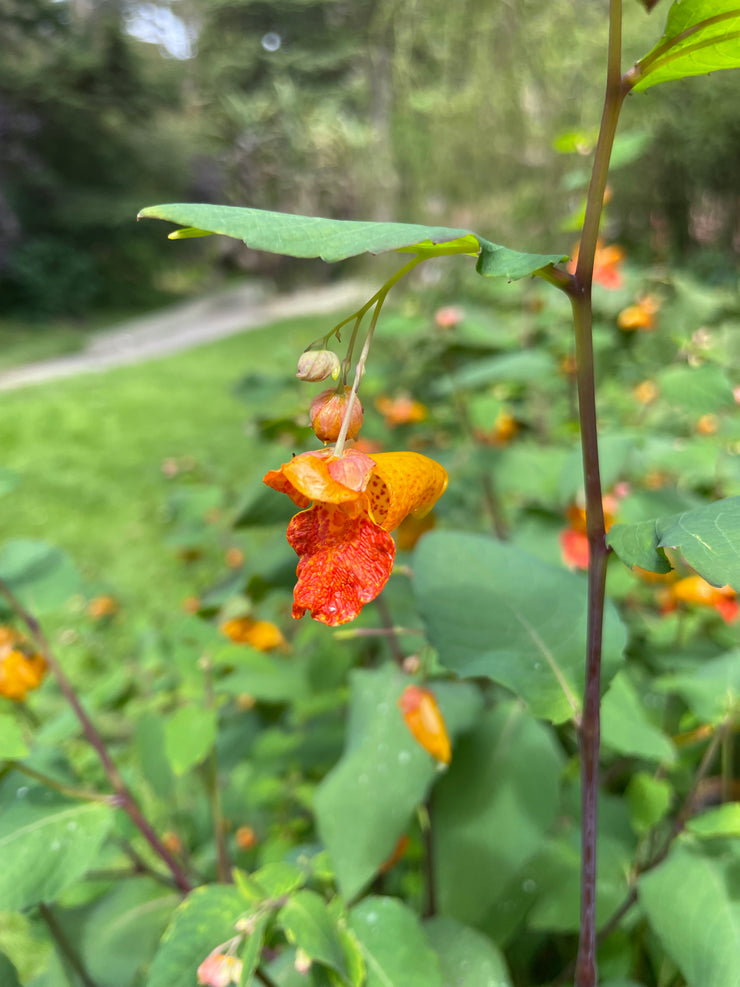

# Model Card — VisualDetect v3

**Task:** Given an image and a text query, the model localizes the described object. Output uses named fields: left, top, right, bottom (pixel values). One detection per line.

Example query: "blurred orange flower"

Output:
left=475, top=410, right=519, bottom=446
left=434, top=305, right=464, bottom=329
left=659, top=575, right=738, bottom=623
left=568, top=239, right=625, bottom=290
left=235, top=825, right=258, bottom=850
left=398, top=685, right=451, bottom=764
left=617, top=295, right=659, bottom=332
left=0, top=629, right=46, bottom=701
left=264, top=448, right=447, bottom=625
left=375, top=394, right=428, bottom=428
left=220, top=616, right=287, bottom=652
left=560, top=496, right=619, bottom=570
left=86, top=595, right=118, bottom=620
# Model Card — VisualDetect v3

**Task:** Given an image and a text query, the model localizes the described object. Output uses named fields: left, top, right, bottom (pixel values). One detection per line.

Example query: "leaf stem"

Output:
left=8, top=762, right=111, bottom=804
left=0, top=578, right=193, bottom=894
left=202, top=657, right=231, bottom=883
left=571, top=1, right=626, bottom=985
left=39, top=902, right=100, bottom=987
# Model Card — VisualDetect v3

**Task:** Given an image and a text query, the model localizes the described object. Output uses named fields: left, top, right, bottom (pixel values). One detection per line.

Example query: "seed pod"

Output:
left=310, top=387, right=363, bottom=443
left=296, top=349, right=341, bottom=382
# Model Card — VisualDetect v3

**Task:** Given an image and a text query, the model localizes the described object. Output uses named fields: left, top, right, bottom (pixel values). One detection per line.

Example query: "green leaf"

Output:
left=0, top=716, right=29, bottom=760
left=0, top=954, right=21, bottom=987
left=630, top=0, right=740, bottom=92
left=687, top=803, right=740, bottom=838
left=626, top=772, right=673, bottom=835
left=164, top=705, right=217, bottom=776
left=0, top=912, right=52, bottom=983
left=639, top=841, right=740, bottom=987
left=0, top=540, right=80, bottom=616
left=656, top=649, right=740, bottom=721
left=607, top=496, right=740, bottom=588
left=414, top=532, right=626, bottom=723
left=277, top=890, right=351, bottom=982
left=138, top=203, right=565, bottom=281
left=424, top=917, right=512, bottom=987
left=80, top=879, right=177, bottom=987
left=0, top=789, right=112, bottom=910
left=0, top=468, right=20, bottom=498
left=313, top=665, right=481, bottom=900
left=349, top=897, right=443, bottom=987
left=146, top=885, right=249, bottom=987
left=431, top=350, right=556, bottom=397
left=601, top=672, right=676, bottom=763
left=433, top=703, right=564, bottom=927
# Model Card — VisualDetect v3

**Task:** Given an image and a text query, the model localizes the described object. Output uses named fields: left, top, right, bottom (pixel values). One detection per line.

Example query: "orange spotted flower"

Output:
left=659, top=575, right=738, bottom=624
left=264, top=448, right=447, bottom=626
left=398, top=684, right=451, bottom=764
left=0, top=626, right=46, bottom=702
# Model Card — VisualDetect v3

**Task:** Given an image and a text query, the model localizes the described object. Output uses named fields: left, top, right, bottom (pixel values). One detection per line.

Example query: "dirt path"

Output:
left=0, top=279, right=370, bottom=392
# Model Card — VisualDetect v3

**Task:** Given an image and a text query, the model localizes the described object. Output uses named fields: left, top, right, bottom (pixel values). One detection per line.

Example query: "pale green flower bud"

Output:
left=296, top=349, right=341, bottom=382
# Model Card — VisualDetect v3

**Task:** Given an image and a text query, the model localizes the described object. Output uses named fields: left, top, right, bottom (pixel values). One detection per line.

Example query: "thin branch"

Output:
left=202, top=658, right=231, bottom=884
left=40, top=903, right=99, bottom=987
left=9, top=762, right=111, bottom=804
left=0, top=578, right=192, bottom=894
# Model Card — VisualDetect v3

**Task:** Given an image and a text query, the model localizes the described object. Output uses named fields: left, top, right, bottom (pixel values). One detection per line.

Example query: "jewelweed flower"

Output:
left=568, top=239, right=625, bottom=290
left=659, top=575, right=738, bottom=623
left=0, top=648, right=46, bottom=701
left=617, top=295, right=659, bottom=332
left=220, top=616, right=287, bottom=652
left=264, top=448, right=447, bottom=625
left=375, top=393, right=428, bottom=428
left=398, top=684, right=451, bottom=764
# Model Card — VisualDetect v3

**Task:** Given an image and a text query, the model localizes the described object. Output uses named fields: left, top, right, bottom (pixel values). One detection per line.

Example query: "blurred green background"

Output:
left=1, top=0, right=739, bottom=332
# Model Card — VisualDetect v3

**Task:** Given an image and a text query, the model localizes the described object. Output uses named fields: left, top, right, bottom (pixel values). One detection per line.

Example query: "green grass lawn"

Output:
left=0, top=314, right=327, bottom=628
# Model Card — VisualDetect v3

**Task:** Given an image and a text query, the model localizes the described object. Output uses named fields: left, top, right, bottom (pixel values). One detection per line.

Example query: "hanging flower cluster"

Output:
left=264, top=447, right=447, bottom=625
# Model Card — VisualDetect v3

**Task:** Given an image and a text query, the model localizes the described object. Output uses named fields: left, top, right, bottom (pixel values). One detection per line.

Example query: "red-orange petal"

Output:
left=287, top=503, right=396, bottom=625
left=366, top=452, right=448, bottom=532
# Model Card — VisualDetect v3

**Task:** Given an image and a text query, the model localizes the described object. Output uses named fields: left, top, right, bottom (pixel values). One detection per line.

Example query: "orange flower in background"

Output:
left=568, top=239, right=625, bottom=290
left=375, top=394, right=428, bottom=428
left=617, top=295, right=659, bottom=332
left=475, top=410, right=519, bottom=447
left=560, top=496, right=619, bottom=571
left=264, top=448, right=447, bottom=625
left=659, top=575, right=738, bottom=623
left=220, top=616, right=287, bottom=652
left=398, top=685, right=451, bottom=764
left=434, top=305, right=464, bottom=329
left=235, top=825, right=258, bottom=850
left=0, top=632, right=46, bottom=700
left=86, top=595, right=118, bottom=620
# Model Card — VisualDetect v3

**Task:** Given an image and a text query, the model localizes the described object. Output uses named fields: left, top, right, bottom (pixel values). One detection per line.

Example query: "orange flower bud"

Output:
left=0, top=650, right=47, bottom=701
left=161, top=831, right=183, bottom=855
left=695, top=414, right=718, bottom=436
left=296, top=349, right=341, bottom=382
left=224, top=547, right=245, bottom=569
left=310, top=387, right=363, bottom=442
left=220, top=616, right=287, bottom=652
left=633, top=380, right=659, bottom=404
left=235, top=825, right=257, bottom=850
left=398, top=685, right=451, bottom=764
left=197, top=952, right=243, bottom=987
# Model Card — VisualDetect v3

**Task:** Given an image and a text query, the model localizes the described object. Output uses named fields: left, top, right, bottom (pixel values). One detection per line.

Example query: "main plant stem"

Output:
left=571, top=2, right=627, bottom=984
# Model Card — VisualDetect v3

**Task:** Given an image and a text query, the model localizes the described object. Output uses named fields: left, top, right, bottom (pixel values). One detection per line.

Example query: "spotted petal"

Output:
left=288, top=503, right=396, bottom=625
left=368, top=452, right=448, bottom=532
left=263, top=449, right=375, bottom=507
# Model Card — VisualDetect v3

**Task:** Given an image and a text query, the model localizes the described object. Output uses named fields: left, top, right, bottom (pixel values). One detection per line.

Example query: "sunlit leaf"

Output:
left=629, top=0, right=740, bottom=91
left=138, top=203, right=565, bottom=281
left=607, top=496, right=740, bottom=587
